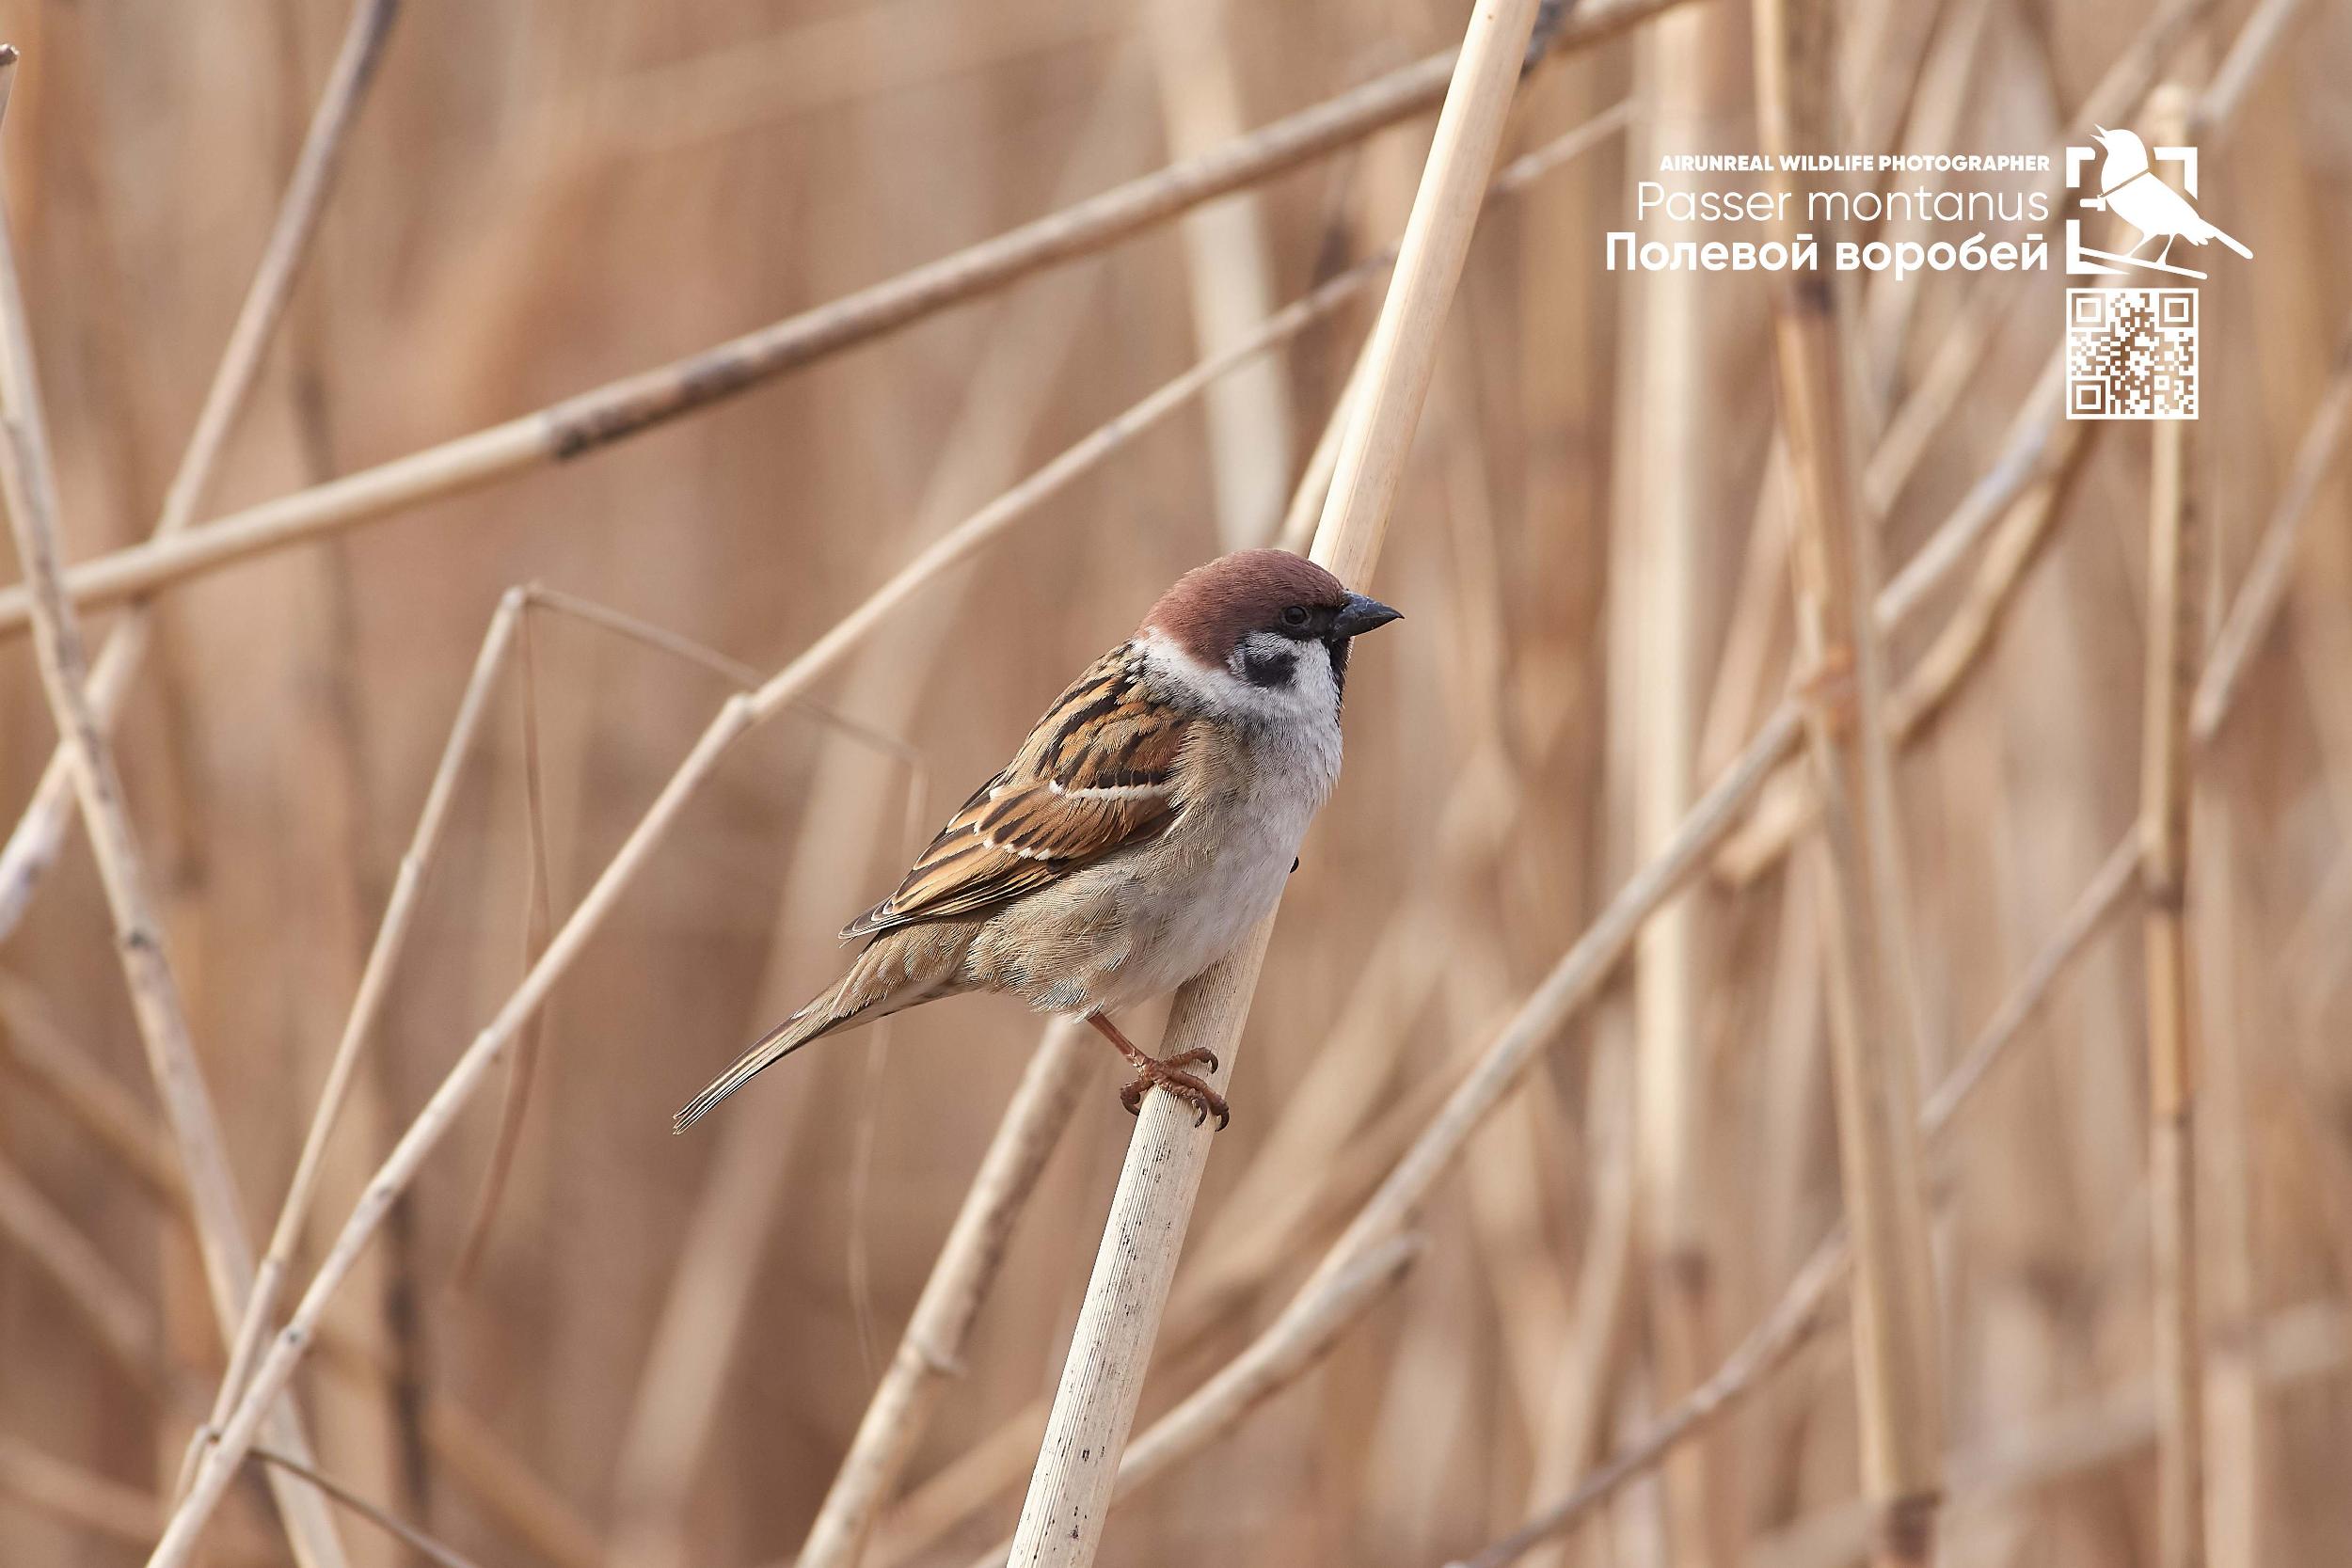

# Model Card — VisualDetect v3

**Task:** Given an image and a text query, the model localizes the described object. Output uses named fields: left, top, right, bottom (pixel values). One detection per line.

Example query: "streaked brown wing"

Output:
left=842, top=648, right=1191, bottom=938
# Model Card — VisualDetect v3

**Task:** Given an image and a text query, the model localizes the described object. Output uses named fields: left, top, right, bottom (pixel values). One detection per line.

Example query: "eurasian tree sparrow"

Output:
left=675, top=549, right=1401, bottom=1132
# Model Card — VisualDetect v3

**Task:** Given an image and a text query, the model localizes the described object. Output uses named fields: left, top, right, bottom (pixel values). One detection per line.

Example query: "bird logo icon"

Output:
left=2069, top=126, right=2251, bottom=278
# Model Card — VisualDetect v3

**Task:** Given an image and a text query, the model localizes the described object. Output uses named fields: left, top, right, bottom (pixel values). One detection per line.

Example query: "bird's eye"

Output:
left=1280, top=605, right=1309, bottom=627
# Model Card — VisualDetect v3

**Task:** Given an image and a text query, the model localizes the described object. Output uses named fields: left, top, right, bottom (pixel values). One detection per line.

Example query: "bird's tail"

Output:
left=2212, top=226, right=2252, bottom=259
left=674, top=922, right=977, bottom=1132
left=674, top=1000, right=847, bottom=1132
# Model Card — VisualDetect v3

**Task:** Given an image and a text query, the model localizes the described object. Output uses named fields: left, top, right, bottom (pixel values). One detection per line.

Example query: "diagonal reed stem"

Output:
left=0, top=0, right=401, bottom=942
left=0, top=0, right=1692, bottom=643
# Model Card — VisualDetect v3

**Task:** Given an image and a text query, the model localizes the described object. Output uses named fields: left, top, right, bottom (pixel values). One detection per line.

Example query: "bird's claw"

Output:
left=1117, top=1057, right=1230, bottom=1131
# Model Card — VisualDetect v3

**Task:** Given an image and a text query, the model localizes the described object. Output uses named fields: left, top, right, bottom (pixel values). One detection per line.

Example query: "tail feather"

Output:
left=674, top=921, right=980, bottom=1132
left=674, top=1005, right=844, bottom=1132
left=2211, top=226, right=2252, bottom=259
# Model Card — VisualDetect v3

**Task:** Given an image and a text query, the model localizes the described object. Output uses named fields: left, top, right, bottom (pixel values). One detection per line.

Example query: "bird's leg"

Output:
left=2156, top=233, right=2176, bottom=266
left=1086, top=1012, right=1229, bottom=1130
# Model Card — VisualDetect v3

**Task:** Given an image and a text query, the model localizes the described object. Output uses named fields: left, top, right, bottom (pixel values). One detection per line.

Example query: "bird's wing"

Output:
left=842, top=647, right=1194, bottom=937
left=2127, top=182, right=2206, bottom=235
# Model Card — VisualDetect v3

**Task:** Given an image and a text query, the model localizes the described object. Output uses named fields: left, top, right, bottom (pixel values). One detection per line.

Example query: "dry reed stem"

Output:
left=962, top=1233, right=1424, bottom=1568
left=1004, top=2, right=1544, bottom=1560
left=250, top=1448, right=484, bottom=1568
left=2140, top=83, right=2207, bottom=1568
left=2191, top=791, right=2260, bottom=1568
left=1457, top=831, right=2143, bottom=1568
left=1146, top=0, right=1294, bottom=550
left=1751, top=1302, right=2351, bottom=1568
left=1715, top=357, right=2069, bottom=884
left=901, top=157, right=2221, bottom=1544
left=1624, top=9, right=1739, bottom=1557
left=640, top=83, right=1134, bottom=1542
left=0, top=999, right=603, bottom=1568
left=866, top=906, right=1470, bottom=1565
left=817, top=100, right=1619, bottom=1568
left=0, top=1149, right=170, bottom=1391
left=1715, top=412, right=2100, bottom=879
left=2192, top=315, right=2352, bottom=739
left=1714, top=0, right=2260, bottom=886
left=793, top=1019, right=1093, bottom=1568
left=141, top=133, right=1426, bottom=1566
left=0, top=43, right=352, bottom=1568
left=1883, top=422, right=2099, bottom=738
left=0, top=0, right=1686, bottom=640
left=1465, top=380, right=2314, bottom=1558
left=941, top=382, right=2301, bottom=1559
left=421, top=1396, right=606, bottom=1568
left=585, top=0, right=1118, bottom=160
left=1755, top=0, right=1945, bottom=1557
left=0, top=1431, right=183, bottom=1551
left=0, top=970, right=187, bottom=1204
left=202, top=580, right=928, bottom=1530
left=0, top=0, right=400, bottom=942
left=858, top=421, right=1580, bottom=1566
left=652, top=269, right=1120, bottom=1568
left=199, top=588, right=523, bottom=1463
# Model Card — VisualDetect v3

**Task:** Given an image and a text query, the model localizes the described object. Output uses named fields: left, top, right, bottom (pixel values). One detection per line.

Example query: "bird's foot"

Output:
left=1118, top=1054, right=1230, bottom=1130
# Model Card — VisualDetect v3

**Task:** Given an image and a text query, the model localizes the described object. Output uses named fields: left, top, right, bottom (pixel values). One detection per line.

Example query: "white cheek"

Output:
left=1136, top=629, right=1336, bottom=729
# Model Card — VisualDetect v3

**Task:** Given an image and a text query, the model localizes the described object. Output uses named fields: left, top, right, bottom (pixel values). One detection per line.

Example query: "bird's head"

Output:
left=1139, top=548, right=1401, bottom=708
left=2092, top=125, right=2150, bottom=164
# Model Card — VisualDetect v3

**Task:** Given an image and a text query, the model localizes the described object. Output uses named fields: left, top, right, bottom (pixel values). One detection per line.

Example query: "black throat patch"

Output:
left=1241, top=645, right=1298, bottom=689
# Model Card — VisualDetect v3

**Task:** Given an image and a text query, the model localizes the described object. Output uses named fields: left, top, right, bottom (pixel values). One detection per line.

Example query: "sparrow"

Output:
left=675, top=549, right=1401, bottom=1132
left=2084, top=126, right=2252, bottom=266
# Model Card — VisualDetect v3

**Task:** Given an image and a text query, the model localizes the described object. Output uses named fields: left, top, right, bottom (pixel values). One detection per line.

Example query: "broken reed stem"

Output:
left=2142, top=80, right=2207, bottom=1568
left=1005, top=2, right=1544, bottom=1561
left=139, top=130, right=1422, bottom=1566
left=0, top=0, right=401, bottom=942
left=0, top=44, right=353, bottom=1568
left=1755, top=0, right=1944, bottom=1560
left=0, top=0, right=1689, bottom=641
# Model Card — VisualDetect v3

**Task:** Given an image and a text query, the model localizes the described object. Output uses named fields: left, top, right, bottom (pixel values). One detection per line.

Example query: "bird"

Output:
left=675, top=548, right=1402, bottom=1133
left=2084, top=125, right=2252, bottom=267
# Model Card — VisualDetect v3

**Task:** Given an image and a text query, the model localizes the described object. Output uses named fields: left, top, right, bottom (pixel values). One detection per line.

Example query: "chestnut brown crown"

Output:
left=1140, top=548, right=1400, bottom=667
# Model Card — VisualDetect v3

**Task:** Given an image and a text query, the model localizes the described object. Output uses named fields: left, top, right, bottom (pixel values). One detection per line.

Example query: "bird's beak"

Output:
left=2092, top=125, right=2110, bottom=145
left=1331, top=593, right=1403, bottom=639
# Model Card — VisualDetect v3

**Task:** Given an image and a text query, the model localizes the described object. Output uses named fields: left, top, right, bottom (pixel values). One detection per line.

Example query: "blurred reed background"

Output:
left=0, top=0, right=2347, bottom=1564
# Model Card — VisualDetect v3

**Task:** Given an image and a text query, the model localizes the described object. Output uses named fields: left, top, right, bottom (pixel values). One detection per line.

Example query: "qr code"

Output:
left=2066, top=288, right=2197, bottom=420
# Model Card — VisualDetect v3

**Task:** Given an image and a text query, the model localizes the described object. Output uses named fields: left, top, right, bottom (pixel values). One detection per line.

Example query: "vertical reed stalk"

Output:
left=1753, top=0, right=1945, bottom=1561
left=0, top=45, right=354, bottom=1568
left=2141, top=82, right=2207, bottom=1568
left=0, top=0, right=400, bottom=942
left=1624, top=8, right=1741, bottom=1561
left=1004, top=1, right=1545, bottom=1561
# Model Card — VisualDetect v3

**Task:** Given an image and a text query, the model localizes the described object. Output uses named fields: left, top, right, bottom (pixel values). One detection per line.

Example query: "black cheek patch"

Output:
left=1241, top=647, right=1298, bottom=688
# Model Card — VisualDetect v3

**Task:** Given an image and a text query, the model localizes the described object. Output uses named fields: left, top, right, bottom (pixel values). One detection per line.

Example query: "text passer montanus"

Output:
left=676, top=549, right=1401, bottom=1132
